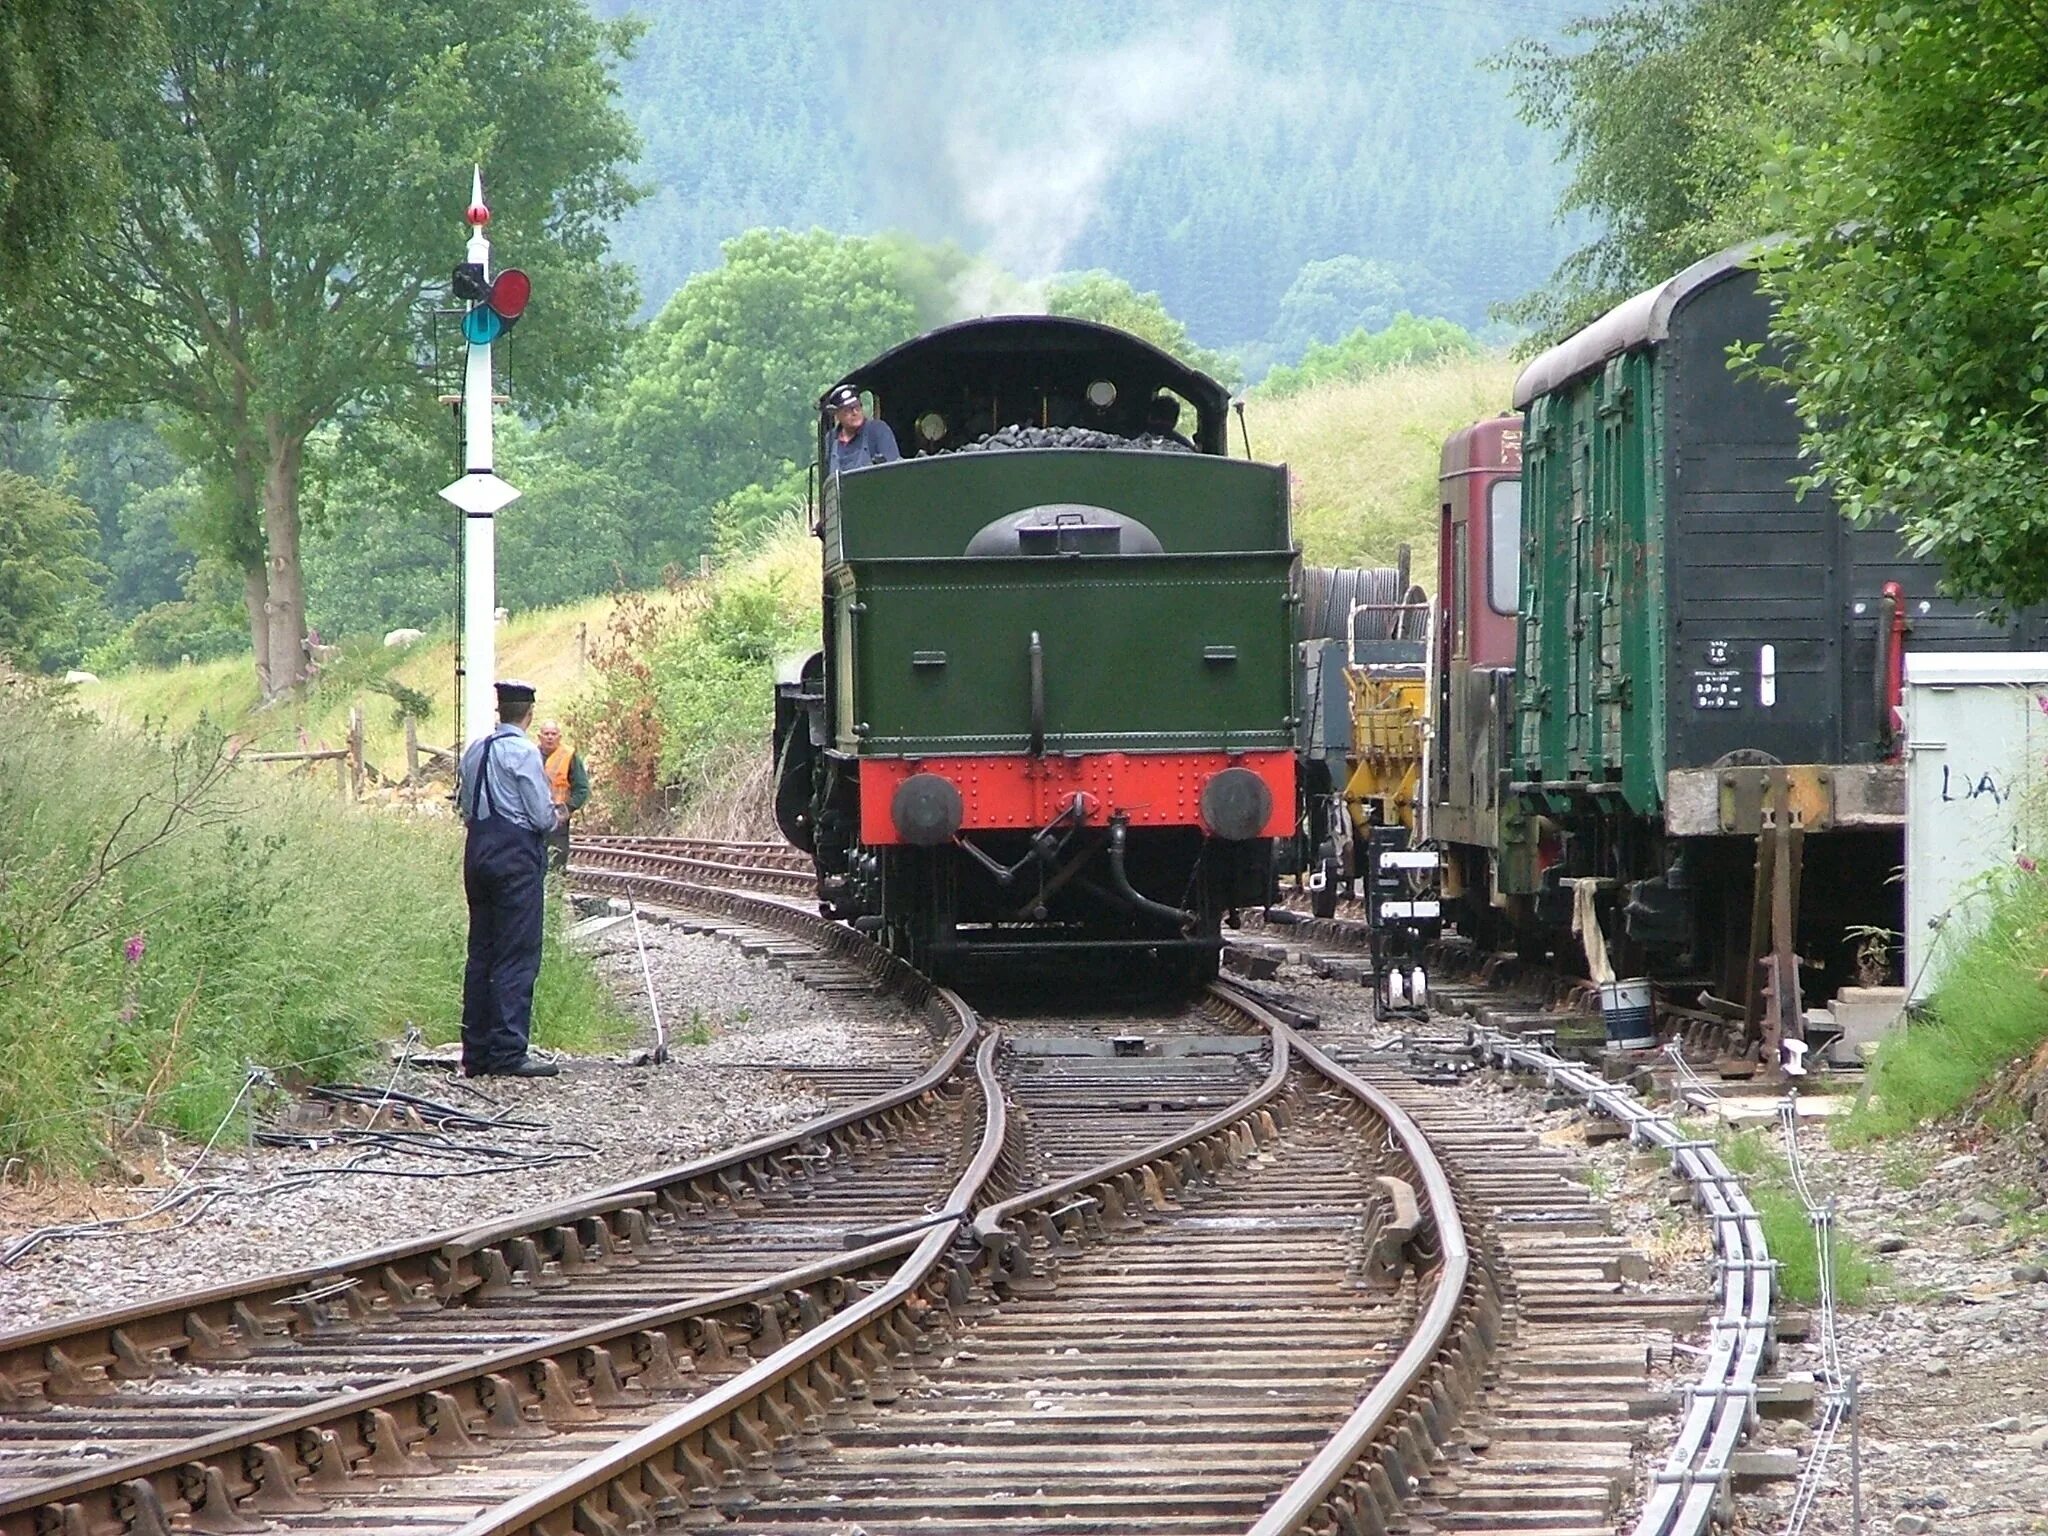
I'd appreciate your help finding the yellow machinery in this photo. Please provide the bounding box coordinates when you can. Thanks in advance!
[1342,665,1429,839]
[1319,595,1441,1022]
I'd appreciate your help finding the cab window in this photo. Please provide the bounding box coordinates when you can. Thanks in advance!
[1487,478,1521,615]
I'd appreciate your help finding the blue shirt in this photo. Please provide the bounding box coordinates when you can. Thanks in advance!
[828,417,900,473]
[458,724,558,832]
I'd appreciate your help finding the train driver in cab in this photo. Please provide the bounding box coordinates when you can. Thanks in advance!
[823,383,900,473]
[1145,393,1196,449]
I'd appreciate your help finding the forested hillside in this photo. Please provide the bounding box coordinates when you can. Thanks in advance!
[593,0,1588,345]
[3,0,1585,684]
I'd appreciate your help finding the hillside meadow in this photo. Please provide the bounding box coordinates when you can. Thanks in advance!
[1255,352,1519,570]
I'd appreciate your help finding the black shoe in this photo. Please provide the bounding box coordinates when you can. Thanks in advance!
[495,1056,559,1078]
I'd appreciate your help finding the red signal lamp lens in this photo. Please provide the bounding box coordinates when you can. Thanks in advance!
[488,268,531,320]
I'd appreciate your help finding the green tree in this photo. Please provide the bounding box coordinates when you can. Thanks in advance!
[0,469,100,668]
[1266,257,1453,365]
[609,229,926,558]
[0,0,154,300]
[0,0,641,698]
[1258,313,1478,399]
[1046,271,1241,387]
[1753,0,2048,607]
[1495,0,1804,339]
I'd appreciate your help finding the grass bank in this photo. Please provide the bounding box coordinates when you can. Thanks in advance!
[1250,352,1519,569]
[1841,863,2048,1141]
[0,688,630,1170]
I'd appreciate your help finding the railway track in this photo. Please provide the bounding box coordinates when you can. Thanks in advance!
[572,837,815,898]
[0,885,979,1535]
[439,983,1498,1536]
[0,838,1782,1536]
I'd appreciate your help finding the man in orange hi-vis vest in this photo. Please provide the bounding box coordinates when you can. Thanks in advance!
[535,720,590,874]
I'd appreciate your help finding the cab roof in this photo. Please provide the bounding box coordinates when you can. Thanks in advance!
[832,314,1232,455]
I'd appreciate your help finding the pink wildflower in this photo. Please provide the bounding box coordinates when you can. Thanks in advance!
[2020,854,2039,874]
[123,933,146,966]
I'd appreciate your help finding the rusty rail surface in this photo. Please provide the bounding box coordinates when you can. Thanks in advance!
[576,835,802,864]
[447,1030,1014,1536]
[1243,1005,1499,1536]
[0,883,978,1532]
[1474,1026,1774,1536]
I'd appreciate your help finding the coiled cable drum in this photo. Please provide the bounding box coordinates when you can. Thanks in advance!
[1298,561,1427,650]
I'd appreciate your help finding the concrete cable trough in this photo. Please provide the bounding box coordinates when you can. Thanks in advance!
[1472,1026,1775,1536]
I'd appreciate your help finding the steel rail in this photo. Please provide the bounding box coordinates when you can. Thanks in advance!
[570,843,814,895]
[4,1227,937,1534]
[571,837,807,869]
[455,992,1297,1535]
[1243,1004,1499,1536]
[966,987,1292,1268]
[1472,1026,1773,1536]
[0,884,965,1458]
[458,983,1470,1535]
[447,1028,1012,1536]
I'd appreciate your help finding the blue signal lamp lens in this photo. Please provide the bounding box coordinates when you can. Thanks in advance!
[462,305,504,346]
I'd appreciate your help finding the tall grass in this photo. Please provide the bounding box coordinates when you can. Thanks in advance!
[1843,861,2048,1139]
[1715,1128,1879,1305]
[1249,352,1520,568]
[0,689,628,1170]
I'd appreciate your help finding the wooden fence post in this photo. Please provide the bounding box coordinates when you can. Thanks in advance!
[347,707,366,800]
[404,714,420,783]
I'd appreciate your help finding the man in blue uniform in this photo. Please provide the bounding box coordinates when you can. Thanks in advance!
[824,383,899,472]
[457,680,563,1078]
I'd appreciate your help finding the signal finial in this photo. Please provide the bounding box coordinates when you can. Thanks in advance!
[464,165,490,228]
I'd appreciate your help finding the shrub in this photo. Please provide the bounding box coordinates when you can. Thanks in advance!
[126,597,246,668]
[571,515,814,832]
[648,527,813,820]
[0,689,628,1169]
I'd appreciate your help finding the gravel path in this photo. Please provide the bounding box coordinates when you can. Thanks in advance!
[0,914,938,1330]
[1743,1122,2048,1535]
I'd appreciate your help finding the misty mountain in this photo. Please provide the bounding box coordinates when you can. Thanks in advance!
[591,0,1590,348]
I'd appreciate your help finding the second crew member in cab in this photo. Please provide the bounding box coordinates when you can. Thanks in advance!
[824,383,900,473]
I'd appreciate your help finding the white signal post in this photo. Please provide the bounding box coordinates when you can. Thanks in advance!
[440,166,521,744]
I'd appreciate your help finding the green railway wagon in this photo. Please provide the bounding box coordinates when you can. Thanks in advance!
[775,317,1298,978]
[1506,240,2048,1013]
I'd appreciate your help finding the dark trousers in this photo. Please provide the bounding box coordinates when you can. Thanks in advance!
[545,821,570,874]
[462,817,547,1072]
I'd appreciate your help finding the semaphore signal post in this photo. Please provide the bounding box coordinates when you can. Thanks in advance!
[439,167,531,744]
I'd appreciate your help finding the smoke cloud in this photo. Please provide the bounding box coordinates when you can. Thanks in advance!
[948,21,1236,297]
[832,8,1244,315]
